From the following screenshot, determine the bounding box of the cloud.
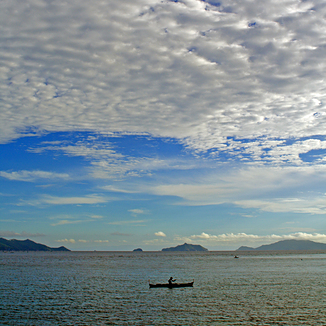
[101,185,140,193]
[155,231,166,237]
[235,197,326,215]
[107,220,147,225]
[1,0,326,159]
[142,238,169,245]
[188,232,326,244]
[128,209,146,216]
[56,239,76,244]
[51,219,85,226]
[151,164,326,214]
[0,170,69,182]
[0,231,45,238]
[22,194,109,206]
[90,215,103,219]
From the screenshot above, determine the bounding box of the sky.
[1,0,326,250]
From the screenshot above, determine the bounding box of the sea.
[1,251,326,325]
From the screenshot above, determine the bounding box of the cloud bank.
[1,0,326,153]
[189,232,326,244]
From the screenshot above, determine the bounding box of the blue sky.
[1,0,326,250]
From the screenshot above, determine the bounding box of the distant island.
[162,243,208,252]
[133,248,143,252]
[237,239,326,251]
[0,237,70,252]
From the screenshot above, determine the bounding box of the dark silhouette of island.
[237,239,326,251]
[162,243,208,252]
[0,237,70,251]
[133,248,143,252]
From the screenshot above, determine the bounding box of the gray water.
[1,251,326,325]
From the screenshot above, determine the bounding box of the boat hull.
[149,281,194,288]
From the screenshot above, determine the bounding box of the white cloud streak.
[152,164,326,214]
[0,170,69,182]
[51,219,86,226]
[21,194,109,207]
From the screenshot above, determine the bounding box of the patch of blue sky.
[0,133,84,173]
[201,0,221,7]
[300,149,326,163]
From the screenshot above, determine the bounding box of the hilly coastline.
[237,239,326,251]
[0,238,70,252]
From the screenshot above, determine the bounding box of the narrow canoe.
[149,281,194,288]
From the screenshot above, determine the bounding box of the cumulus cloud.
[155,231,166,237]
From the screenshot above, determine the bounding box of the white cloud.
[0,170,69,182]
[28,194,109,206]
[56,239,76,244]
[128,209,145,216]
[142,238,169,245]
[235,197,326,215]
[90,215,103,219]
[151,164,326,214]
[1,0,326,158]
[155,231,166,237]
[188,232,326,244]
[51,219,85,226]
[101,185,140,193]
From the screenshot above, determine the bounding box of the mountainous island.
[237,239,326,251]
[0,238,70,252]
[162,243,208,252]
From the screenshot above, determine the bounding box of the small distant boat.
[149,281,194,288]
[234,255,239,258]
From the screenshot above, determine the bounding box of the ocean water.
[1,251,326,325]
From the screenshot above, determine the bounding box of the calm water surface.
[1,251,326,325]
